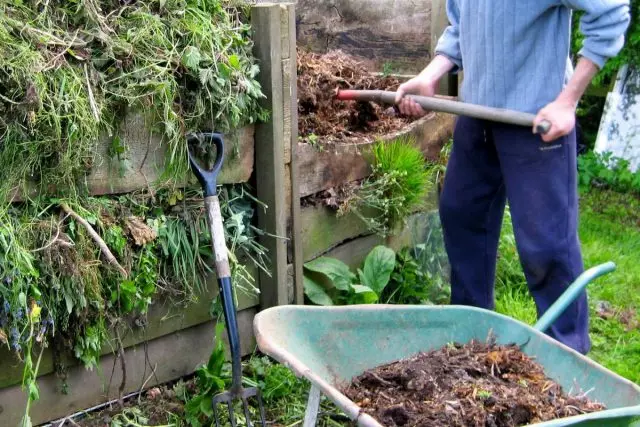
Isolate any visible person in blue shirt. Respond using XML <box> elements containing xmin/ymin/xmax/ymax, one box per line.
<box><xmin>395</xmin><ymin>0</ymin><xmax>631</xmax><ymax>354</ymax></box>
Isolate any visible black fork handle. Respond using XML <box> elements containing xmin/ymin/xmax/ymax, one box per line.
<box><xmin>188</xmin><ymin>132</ymin><xmax>224</xmax><ymax>197</ymax></box>
<box><xmin>188</xmin><ymin>133</ymin><xmax>243</xmax><ymax>392</ymax></box>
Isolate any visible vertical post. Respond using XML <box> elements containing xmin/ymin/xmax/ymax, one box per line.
<box><xmin>280</xmin><ymin>4</ymin><xmax>305</xmax><ymax>305</ymax></box>
<box><xmin>252</xmin><ymin>4</ymin><xmax>289</xmax><ymax>309</ymax></box>
<box><xmin>431</xmin><ymin>0</ymin><xmax>458</xmax><ymax>96</ymax></box>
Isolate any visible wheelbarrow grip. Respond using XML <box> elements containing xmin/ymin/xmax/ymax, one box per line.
<box><xmin>533</xmin><ymin>261</ymin><xmax>616</xmax><ymax>333</ymax></box>
<box><xmin>336</xmin><ymin>89</ymin><xmax>551</xmax><ymax>135</ymax></box>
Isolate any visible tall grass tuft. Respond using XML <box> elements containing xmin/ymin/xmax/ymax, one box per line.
<box><xmin>339</xmin><ymin>136</ymin><xmax>434</xmax><ymax>236</ymax></box>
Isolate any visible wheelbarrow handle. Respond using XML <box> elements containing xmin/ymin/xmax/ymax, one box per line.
<box><xmin>533</xmin><ymin>261</ymin><xmax>616</xmax><ymax>333</ymax></box>
<box><xmin>335</xmin><ymin>89</ymin><xmax>551</xmax><ymax>135</ymax></box>
<box><xmin>187</xmin><ymin>132</ymin><xmax>224</xmax><ymax>197</ymax></box>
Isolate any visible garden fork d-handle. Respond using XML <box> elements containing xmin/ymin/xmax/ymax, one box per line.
<box><xmin>187</xmin><ymin>132</ymin><xmax>224</xmax><ymax>197</ymax></box>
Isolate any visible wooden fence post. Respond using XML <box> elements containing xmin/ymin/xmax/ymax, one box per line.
<box><xmin>281</xmin><ymin>4</ymin><xmax>305</xmax><ymax>306</ymax></box>
<box><xmin>252</xmin><ymin>3</ymin><xmax>302</xmax><ymax>309</ymax></box>
<box><xmin>431</xmin><ymin>0</ymin><xmax>458</xmax><ymax>96</ymax></box>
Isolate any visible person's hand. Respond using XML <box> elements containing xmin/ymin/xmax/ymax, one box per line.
<box><xmin>394</xmin><ymin>76</ymin><xmax>438</xmax><ymax>117</ymax></box>
<box><xmin>533</xmin><ymin>99</ymin><xmax>576</xmax><ymax>143</ymax></box>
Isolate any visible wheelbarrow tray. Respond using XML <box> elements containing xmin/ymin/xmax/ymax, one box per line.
<box><xmin>254</xmin><ymin>304</ymin><xmax>640</xmax><ymax>426</ymax></box>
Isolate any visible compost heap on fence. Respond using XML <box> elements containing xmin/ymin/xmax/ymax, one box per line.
<box><xmin>0</xmin><ymin>1</ymin><xmax>268</xmax><ymax>425</ymax></box>
<box><xmin>297</xmin><ymin>49</ymin><xmax>417</xmax><ymax>144</ymax></box>
<box><xmin>341</xmin><ymin>338</ymin><xmax>606</xmax><ymax>427</ymax></box>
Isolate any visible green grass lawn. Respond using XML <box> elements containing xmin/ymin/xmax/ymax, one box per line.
<box><xmin>495</xmin><ymin>188</ymin><xmax>640</xmax><ymax>384</ymax></box>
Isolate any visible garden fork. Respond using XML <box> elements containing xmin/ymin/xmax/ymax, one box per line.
<box><xmin>187</xmin><ymin>132</ymin><xmax>267</xmax><ymax>427</ymax></box>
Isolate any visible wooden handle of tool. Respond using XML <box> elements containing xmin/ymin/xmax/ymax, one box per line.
<box><xmin>205</xmin><ymin>195</ymin><xmax>231</xmax><ymax>279</ymax></box>
<box><xmin>336</xmin><ymin>89</ymin><xmax>551</xmax><ymax>134</ymax></box>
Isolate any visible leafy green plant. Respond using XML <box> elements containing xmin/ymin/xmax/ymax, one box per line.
<box><xmin>572</xmin><ymin>3</ymin><xmax>640</xmax><ymax>88</ymax></box>
<box><xmin>183</xmin><ymin>323</ymin><xmax>229</xmax><ymax>427</ymax></box>
<box><xmin>303</xmin><ymin>245</ymin><xmax>396</xmax><ymax>305</ymax></box>
<box><xmin>339</xmin><ymin>137</ymin><xmax>434</xmax><ymax>236</ymax></box>
<box><xmin>0</xmin><ymin>0</ymin><xmax>267</xmax><ymax>202</ymax></box>
<box><xmin>382</xmin><ymin>246</ymin><xmax>450</xmax><ymax>305</ymax></box>
<box><xmin>578</xmin><ymin>151</ymin><xmax>640</xmax><ymax>195</ymax></box>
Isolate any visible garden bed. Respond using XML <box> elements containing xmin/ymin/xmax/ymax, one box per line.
<box><xmin>341</xmin><ymin>339</ymin><xmax>606</xmax><ymax>427</ymax></box>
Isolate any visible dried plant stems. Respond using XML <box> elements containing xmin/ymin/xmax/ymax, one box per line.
<box><xmin>60</xmin><ymin>202</ymin><xmax>128</xmax><ymax>278</ymax></box>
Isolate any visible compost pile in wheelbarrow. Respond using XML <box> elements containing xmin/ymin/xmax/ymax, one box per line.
<box><xmin>341</xmin><ymin>338</ymin><xmax>606</xmax><ymax>426</ymax></box>
<box><xmin>297</xmin><ymin>49</ymin><xmax>416</xmax><ymax>144</ymax></box>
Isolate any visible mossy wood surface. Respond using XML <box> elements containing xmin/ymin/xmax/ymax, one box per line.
<box><xmin>306</xmin><ymin>209</ymin><xmax>441</xmax><ymax>271</ymax></box>
<box><xmin>10</xmin><ymin>116</ymin><xmax>255</xmax><ymax>202</ymax></box>
<box><xmin>300</xmin><ymin>188</ymin><xmax>438</xmax><ymax>263</ymax></box>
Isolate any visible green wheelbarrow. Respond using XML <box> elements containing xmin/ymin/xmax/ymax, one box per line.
<box><xmin>253</xmin><ymin>262</ymin><xmax>640</xmax><ymax>426</ymax></box>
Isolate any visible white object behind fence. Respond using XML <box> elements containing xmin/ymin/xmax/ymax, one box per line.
<box><xmin>594</xmin><ymin>64</ymin><xmax>640</xmax><ymax>172</ymax></box>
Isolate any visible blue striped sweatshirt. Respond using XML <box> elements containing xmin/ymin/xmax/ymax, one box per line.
<box><xmin>434</xmin><ymin>0</ymin><xmax>631</xmax><ymax>114</ymax></box>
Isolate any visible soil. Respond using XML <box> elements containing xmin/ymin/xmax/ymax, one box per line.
<box><xmin>341</xmin><ymin>338</ymin><xmax>606</xmax><ymax>427</ymax></box>
<box><xmin>297</xmin><ymin>49</ymin><xmax>416</xmax><ymax>144</ymax></box>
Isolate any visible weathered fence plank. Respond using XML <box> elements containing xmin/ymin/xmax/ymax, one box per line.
<box><xmin>281</xmin><ymin>3</ymin><xmax>305</xmax><ymax>305</ymax></box>
<box><xmin>298</xmin><ymin>112</ymin><xmax>455</xmax><ymax>198</ymax></box>
<box><xmin>295</xmin><ymin>0</ymin><xmax>432</xmax><ymax>74</ymax></box>
<box><xmin>0</xmin><ymin>308</ymin><xmax>258</xmax><ymax>427</ymax></box>
<box><xmin>10</xmin><ymin>118</ymin><xmax>255</xmax><ymax>202</ymax></box>
<box><xmin>0</xmin><ymin>267</ymin><xmax>259</xmax><ymax>389</ymax></box>
<box><xmin>315</xmin><ymin>210</ymin><xmax>442</xmax><ymax>271</ymax></box>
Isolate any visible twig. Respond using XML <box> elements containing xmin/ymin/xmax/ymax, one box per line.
<box><xmin>31</xmin><ymin>213</ymin><xmax>71</xmax><ymax>253</ymax></box>
<box><xmin>84</xmin><ymin>64</ymin><xmax>100</xmax><ymax>121</ymax></box>
<box><xmin>60</xmin><ymin>202</ymin><xmax>128</xmax><ymax>277</ymax></box>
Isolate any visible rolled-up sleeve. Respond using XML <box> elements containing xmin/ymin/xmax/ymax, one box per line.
<box><xmin>434</xmin><ymin>0</ymin><xmax>463</xmax><ymax>71</ymax></box>
<box><xmin>561</xmin><ymin>0</ymin><xmax>631</xmax><ymax>69</ymax></box>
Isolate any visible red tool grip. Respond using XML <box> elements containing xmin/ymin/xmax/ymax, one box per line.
<box><xmin>335</xmin><ymin>89</ymin><xmax>361</xmax><ymax>101</ymax></box>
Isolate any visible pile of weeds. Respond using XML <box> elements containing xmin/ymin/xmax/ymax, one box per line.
<box><xmin>0</xmin><ymin>1</ymin><xmax>269</xmax><ymax>424</ymax></box>
<box><xmin>0</xmin><ymin>185</ymin><xmax>270</xmax><ymax>426</ymax></box>
<box><xmin>0</xmin><ymin>0</ymin><xmax>266</xmax><ymax>201</ymax></box>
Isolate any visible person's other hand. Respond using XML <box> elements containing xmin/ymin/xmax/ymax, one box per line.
<box><xmin>534</xmin><ymin>100</ymin><xmax>576</xmax><ymax>143</ymax></box>
<box><xmin>395</xmin><ymin>76</ymin><xmax>438</xmax><ymax>117</ymax></box>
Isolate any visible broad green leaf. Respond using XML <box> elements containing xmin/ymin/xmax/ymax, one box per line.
<box><xmin>360</xmin><ymin>246</ymin><xmax>395</xmax><ymax>295</ymax></box>
<box><xmin>18</xmin><ymin>292</ymin><xmax>27</xmax><ymax>307</ymax></box>
<box><xmin>181</xmin><ymin>46</ymin><xmax>202</xmax><ymax>71</ymax></box>
<box><xmin>28</xmin><ymin>382</ymin><xmax>39</xmax><ymax>401</ymax></box>
<box><xmin>350</xmin><ymin>285</ymin><xmax>379</xmax><ymax>304</ymax></box>
<box><xmin>304</xmin><ymin>257</ymin><xmax>354</xmax><ymax>291</ymax></box>
<box><xmin>199</xmin><ymin>395</ymin><xmax>213</xmax><ymax>417</ymax></box>
<box><xmin>228</xmin><ymin>54</ymin><xmax>241</xmax><ymax>70</ymax></box>
<box><xmin>303</xmin><ymin>276</ymin><xmax>334</xmax><ymax>306</ymax></box>
<box><xmin>120</xmin><ymin>280</ymin><xmax>136</xmax><ymax>294</ymax></box>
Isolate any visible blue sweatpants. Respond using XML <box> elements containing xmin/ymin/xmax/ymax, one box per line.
<box><xmin>439</xmin><ymin>116</ymin><xmax>590</xmax><ymax>354</ymax></box>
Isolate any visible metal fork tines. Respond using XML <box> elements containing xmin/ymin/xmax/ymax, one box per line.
<box><xmin>212</xmin><ymin>386</ymin><xmax>267</xmax><ymax>427</ymax></box>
